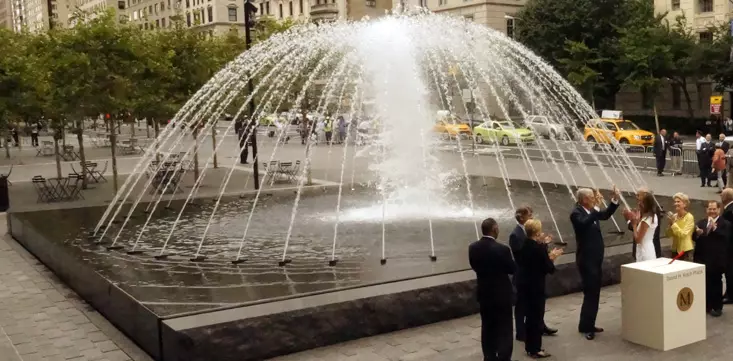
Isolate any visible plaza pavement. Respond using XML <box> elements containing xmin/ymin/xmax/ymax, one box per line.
<box><xmin>0</xmin><ymin>132</ymin><xmax>726</xmax><ymax>361</ymax></box>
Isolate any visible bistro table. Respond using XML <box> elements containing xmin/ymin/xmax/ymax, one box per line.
<box><xmin>45</xmin><ymin>177</ymin><xmax>70</xmax><ymax>201</ymax></box>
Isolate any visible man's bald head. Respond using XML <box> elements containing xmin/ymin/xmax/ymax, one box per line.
<box><xmin>722</xmin><ymin>188</ymin><xmax>733</xmax><ymax>205</ymax></box>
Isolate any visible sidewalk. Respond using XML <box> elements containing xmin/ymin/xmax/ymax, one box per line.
<box><xmin>269</xmin><ymin>284</ymin><xmax>733</xmax><ymax>361</ymax></box>
<box><xmin>0</xmin><ymin>215</ymin><xmax>150</xmax><ymax>361</ymax></box>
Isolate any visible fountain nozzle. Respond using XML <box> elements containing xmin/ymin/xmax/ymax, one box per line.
<box><xmin>106</xmin><ymin>245</ymin><xmax>124</xmax><ymax>251</ymax></box>
<box><xmin>154</xmin><ymin>254</ymin><xmax>169</xmax><ymax>260</ymax></box>
<box><xmin>231</xmin><ymin>259</ymin><xmax>247</xmax><ymax>265</ymax></box>
<box><xmin>380</xmin><ymin>258</ymin><xmax>387</xmax><ymax>265</ymax></box>
<box><xmin>190</xmin><ymin>256</ymin><xmax>207</xmax><ymax>262</ymax></box>
<box><xmin>429</xmin><ymin>255</ymin><xmax>437</xmax><ymax>262</ymax></box>
<box><xmin>328</xmin><ymin>259</ymin><xmax>338</xmax><ymax>267</ymax></box>
<box><xmin>278</xmin><ymin>259</ymin><xmax>292</xmax><ymax>267</ymax></box>
<box><xmin>126</xmin><ymin>250</ymin><xmax>144</xmax><ymax>255</ymax></box>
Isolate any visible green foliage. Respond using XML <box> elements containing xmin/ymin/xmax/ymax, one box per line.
<box><xmin>557</xmin><ymin>41</ymin><xmax>604</xmax><ymax>102</ymax></box>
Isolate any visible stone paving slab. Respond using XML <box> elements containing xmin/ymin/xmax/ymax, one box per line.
<box><xmin>269</xmin><ymin>284</ymin><xmax>733</xmax><ymax>361</ymax></box>
<box><xmin>0</xmin><ymin>214</ymin><xmax>150</xmax><ymax>361</ymax></box>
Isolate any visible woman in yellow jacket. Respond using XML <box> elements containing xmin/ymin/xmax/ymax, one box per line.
<box><xmin>666</xmin><ymin>192</ymin><xmax>695</xmax><ymax>260</ymax></box>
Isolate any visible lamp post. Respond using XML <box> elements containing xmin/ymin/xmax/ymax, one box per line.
<box><xmin>244</xmin><ymin>0</ymin><xmax>260</xmax><ymax>190</ymax></box>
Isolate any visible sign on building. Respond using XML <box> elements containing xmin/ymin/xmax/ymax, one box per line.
<box><xmin>710</xmin><ymin>96</ymin><xmax>723</xmax><ymax>115</ymax></box>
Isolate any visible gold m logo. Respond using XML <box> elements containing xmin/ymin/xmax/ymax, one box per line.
<box><xmin>677</xmin><ymin>287</ymin><xmax>694</xmax><ymax>311</ymax></box>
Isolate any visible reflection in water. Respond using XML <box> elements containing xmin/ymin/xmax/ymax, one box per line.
<box><xmin>13</xmin><ymin>180</ymin><xmax>688</xmax><ymax>317</ymax></box>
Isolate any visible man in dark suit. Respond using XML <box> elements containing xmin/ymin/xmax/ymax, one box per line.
<box><xmin>625</xmin><ymin>188</ymin><xmax>662</xmax><ymax>259</ymax></box>
<box><xmin>720</xmin><ymin>189</ymin><xmax>733</xmax><ymax>304</ymax></box>
<box><xmin>238</xmin><ymin>118</ymin><xmax>252</xmax><ymax>164</ymax></box>
<box><xmin>693</xmin><ymin>200</ymin><xmax>730</xmax><ymax>316</ymax></box>
<box><xmin>469</xmin><ymin>218</ymin><xmax>516</xmax><ymax>361</ymax></box>
<box><xmin>509</xmin><ymin>206</ymin><xmax>558</xmax><ymax>342</ymax></box>
<box><xmin>653</xmin><ymin>129</ymin><xmax>668</xmax><ymax>176</ymax></box>
<box><xmin>570</xmin><ymin>186</ymin><xmax>620</xmax><ymax>340</ymax></box>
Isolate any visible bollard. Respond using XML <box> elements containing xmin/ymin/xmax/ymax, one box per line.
<box><xmin>0</xmin><ymin>176</ymin><xmax>9</xmax><ymax>212</ymax></box>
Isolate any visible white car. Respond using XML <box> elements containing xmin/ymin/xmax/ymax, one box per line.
<box><xmin>524</xmin><ymin>115</ymin><xmax>575</xmax><ymax>140</ymax></box>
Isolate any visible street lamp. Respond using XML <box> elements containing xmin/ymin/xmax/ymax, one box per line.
<box><xmin>242</xmin><ymin>0</ymin><xmax>260</xmax><ymax>190</ymax></box>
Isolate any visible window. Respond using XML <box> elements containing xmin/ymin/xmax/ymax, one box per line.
<box><xmin>144</xmin><ymin>22</ymin><xmax>149</xmax><ymax>29</ymax></box>
<box><xmin>464</xmin><ymin>15</ymin><xmax>474</xmax><ymax>21</ymax></box>
<box><xmin>699</xmin><ymin>31</ymin><xmax>713</xmax><ymax>42</ymax></box>
<box><xmin>186</xmin><ymin>12</ymin><xmax>191</xmax><ymax>26</ymax></box>
<box><xmin>260</xmin><ymin>3</ymin><xmax>264</xmax><ymax>14</ymax></box>
<box><xmin>698</xmin><ymin>0</ymin><xmax>713</xmax><ymax>13</ymax></box>
<box><xmin>671</xmin><ymin>0</ymin><xmax>680</xmax><ymax>10</ymax></box>
<box><xmin>279</xmin><ymin>3</ymin><xmax>282</xmax><ymax>17</ymax></box>
<box><xmin>186</xmin><ymin>0</ymin><xmax>189</xmax><ymax>7</ymax></box>
<box><xmin>266</xmin><ymin>2</ymin><xmax>270</xmax><ymax>14</ymax></box>
<box><xmin>672</xmin><ymin>84</ymin><xmax>681</xmax><ymax>110</ymax></box>
<box><xmin>289</xmin><ymin>1</ymin><xmax>293</xmax><ymax>15</ymax></box>
<box><xmin>133</xmin><ymin>10</ymin><xmax>138</xmax><ymax>19</ymax></box>
<box><xmin>156</xmin><ymin>19</ymin><xmax>160</xmax><ymax>27</ymax></box>
<box><xmin>366</xmin><ymin>0</ymin><xmax>375</xmax><ymax>6</ymax></box>
<box><xmin>154</xmin><ymin>3</ymin><xmax>158</xmax><ymax>13</ymax></box>
<box><xmin>161</xmin><ymin>1</ymin><xmax>165</xmax><ymax>10</ymax></box>
<box><xmin>207</xmin><ymin>6</ymin><xmax>213</xmax><ymax>22</ymax></box>
<box><xmin>161</xmin><ymin>17</ymin><xmax>166</xmax><ymax>27</ymax></box>
<box><xmin>228</xmin><ymin>7</ymin><xmax>237</xmax><ymax>21</ymax></box>
<box><xmin>118</xmin><ymin>0</ymin><xmax>125</xmax><ymax>9</ymax></box>
<box><xmin>299</xmin><ymin>0</ymin><xmax>303</xmax><ymax>13</ymax></box>
<box><xmin>438</xmin><ymin>0</ymin><xmax>446</xmax><ymax>5</ymax></box>
<box><xmin>506</xmin><ymin>18</ymin><xmax>515</xmax><ymax>39</ymax></box>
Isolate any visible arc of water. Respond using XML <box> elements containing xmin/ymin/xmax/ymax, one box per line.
<box><xmin>193</xmin><ymin>46</ymin><xmax>337</xmax><ymax>260</ymax></box>
<box><xmin>330</xmin><ymin>81</ymin><xmax>363</xmax><ymax>263</ymax></box>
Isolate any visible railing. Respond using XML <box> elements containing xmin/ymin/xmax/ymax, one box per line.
<box><xmin>438</xmin><ymin>139</ymin><xmax>707</xmax><ymax>177</ymax></box>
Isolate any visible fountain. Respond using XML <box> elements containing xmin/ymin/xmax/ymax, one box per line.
<box><xmin>6</xmin><ymin>9</ymin><xmax>685</xmax><ymax>361</ymax></box>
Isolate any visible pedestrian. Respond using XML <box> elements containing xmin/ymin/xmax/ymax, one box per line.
<box><xmin>570</xmin><ymin>186</ymin><xmax>620</xmax><ymax>340</ymax></box>
<box><xmin>714</xmin><ymin>144</ymin><xmax>727</xmax><ymax>192</ymax></box>
<box><xmin>653</xmin><ymin>129</ymin><xmax>667</xmax><ymax>176</ymax></box>
<box><xmin>324</xmin><ymin>117</ymin><xmax>333</xmax><ymax>144</ymax></box>
<box><xmin>668</xmin><ymin>132</ymin><xmax>683</xmax><ymax>175</ymax></box>
<box><xmin>666</xmin><ymin>193</ymin><xmax>695</xmax><ymax>261</ymax></box>
<box><xmin>10</xmin><ymin>125</ymin><xmax>19</xmax><ymax>147</ymax></box>
<box><xmin>699</xmin><ymin>134</ymin><xmax>714</xmax><ymax>187</ymax></box>
<box><xmin>469</xmin><ymin>218</ymin><xmax>515</xmax><ymax>361</ymax></box>
<box><xmin>692</xmin><ymin>200</ymin><xmax>730</xmax><ymax>316</ymax></box>
<box><xmin>726</xmin><ymin>117</ymin><xmax>733</xmax><ymax>136</ymax></box>
<box><xmin>518</xmin><ymin>219</ymin><xmax>563</xmax><ymax>358</ymax></box>
<box><xmin>337</xmin><ymin>116</ymin><xmax>347</xmax><ymax>144</ymax></box>
<box><xmin>30</xmin><ymin>121</ymin><xmax>39</xmax><ymax>147</ymax></box>
<box><xmin>238</xmin><ymin>119</ymin><xmax>251</xmax><ymax>164</ymax></box>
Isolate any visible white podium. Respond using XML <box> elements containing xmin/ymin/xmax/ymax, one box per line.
<box><xmin>621</xmin><ymin>258</ymin><xmax>706</xmax><ymax>351</ymax></box>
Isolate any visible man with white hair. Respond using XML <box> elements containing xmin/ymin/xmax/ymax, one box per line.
<box><xmin>570</xmin><ymin>186</ymin><xmax>620</xmax><ymax>341</ymax></box>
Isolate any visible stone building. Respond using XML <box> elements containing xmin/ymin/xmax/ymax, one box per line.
<box><xmin>425</xmin><ymin>0</ymin><xmax>524</xmax><ymax>36</ymax></box>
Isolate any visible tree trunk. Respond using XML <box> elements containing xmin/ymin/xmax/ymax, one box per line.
<box><xmin>131</xmin><ymin>121</ymin><xmax>136</xmax><ymax>137</ymax></box>
<box><xmin>3</xmin><ymin>129</ymin><xmax>9</xmax><ymax>159</ymax></box>
<box><xmin>681</xmin><ymin>79</ymin><xmax>694</xmax><ymax>120</ymax></box>
<box><xmin>653</xmin><ymin>100</ymin><xmax>660</xmax><ymax>135</ymax></box>
<box><xmin>53</xmin><ymin>135</ymin><xmax>61</xmax><ymax>179</ymax></box>
<box><xmin>192</xmin><ymin>127</ymin><xmax>200</xmax><ymax>181</ymax></box>
<box><xmin>154</xmin><ymin>119</ymin><xmax>160</xmax><ymax>163</ymax></box>
<box><xmin>76</xmin><ymin>120</ymin><xmax>88</xmax><ymax>189</ymax></box>
<box><xmin>117</xmin><ymin>120</ymin><xmax>122</xmax><ymax>134</ymax></box>
<box><xmin>211</xmin><ymin>124</ymin><xmax>218</xmax><ymax>168</ymax></box>
<box><xmin>110</xmin><ymin>119</ymin><xmax>119</xmax><ymax>192</ymax></box>
<box><xmin>146</xmin><ymin>119</ymin><xmax>150</xmax><ymax>138</ymax></box>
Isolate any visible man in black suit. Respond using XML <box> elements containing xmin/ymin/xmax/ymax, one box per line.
<box><xmin>653</xmin><ymin>129</ymin><xmax>668</xmax><ymax>176</ymax></box>
<box><xmin>469</xmin><ymin>218</ymin><xmax>516</xmax><ymax>361</ymax></box>
<box><xmin>720</xmin><ymin>189</ymin><xmax>733</xmax><ymax>304</ymax></box>
<box><xmin>625</xmin><ymin>188</ymin><xmax>662</xmax><ymax>259</ymax></box>
<box><xmin>238</xmin><ymin>118</ymin><xmax>252</xmax><ymax>164</ymax></box>
<box><xmin>693</xmin><ymin>200</ymin><xmax>730</xmax><ymax>316</ymax></box>
<box><xmin>570</xmin><ymin>186</ymin><xmax>620</xmax><ymax>340</ymax></box>
<box><xmin>509</xmin><ymin>206</ymin><xmax>558</xmax><ymax>342</ymax></box>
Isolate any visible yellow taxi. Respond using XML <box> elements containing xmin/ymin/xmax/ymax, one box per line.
<box><xmin>583</xmin><ymin>111</ymin><xmax>654</xmax><ymax>146</ymax></box>
<box><xmin>433</xmin><ymin>111</ymin><xmax>472</xmax><ymax>140</ymax></box>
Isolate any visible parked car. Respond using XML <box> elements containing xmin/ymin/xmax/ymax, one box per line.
<box><xmin>583</xmin><ymin>118</ymin><xmax>654</xmax><ymax>146</ymax></box>
<box><xmin>524</xmin><ymin>115</ymin><xmax>576</xmax><ymax>140</ymax></box>
<box><xmin>473</xmin><ymin>120</ymin><xmax>535</xmax><ymax>146</ymax></box>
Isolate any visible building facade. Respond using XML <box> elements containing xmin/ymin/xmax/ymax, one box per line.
<box><xmin>0</xmin><ymin>0</ymin><xmax>12</xmax><ymax>29</ymax></box>
<box><xmin>617</xmin><ymin>0</ymin><xmax>733</xmax><ymax>120</ymax></box>
<box><xmin>425</xmin><ymin>0</ymin><xmax>524</xmax><ymax>35</ymax></box>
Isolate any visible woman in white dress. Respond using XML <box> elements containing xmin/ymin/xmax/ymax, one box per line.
<box><xmin>630</xmin><ymin>192</ymin><xmax>658</xmax><ymax>262</ymax></box>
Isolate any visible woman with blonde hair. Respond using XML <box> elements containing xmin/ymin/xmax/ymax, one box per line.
<box><xmin>666</xmin><ymin>192</ymin><xmax>695</xmax><ymax>260</ymax></box>
<box><xmin>516</xmin><ymin>219</ymin><xmax>563</xmax><ymax>358</ymax></box>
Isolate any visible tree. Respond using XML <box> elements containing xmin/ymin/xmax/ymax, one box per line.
<box><xmin>661</xmin><ymin>16</ymin><xmax>708</xmax><ymax>120</ymax></box>
<box><xmin>618</xmin><ymin>21</ymin><xmax>673</xmax><ymax>133</ymax></box>
<box><xmin>558</xmin><ymin>41</ymin><xmax>604</xmax><ymax>109</ymax></box>
<box><xmin>517</xmin><ymin>0</ymin><xmax>656</xmax><ymax>108</ymax></box>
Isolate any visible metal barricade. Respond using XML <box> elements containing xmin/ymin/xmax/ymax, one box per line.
<box><xmin>667</xmin><ymin>146</ymin><xmax>684</xmax><ymax>175</ymax></box>
<box><xmin>681</xmin><ymin>148</ymin><xmax>700</xmax><ymax>177</ymax></box>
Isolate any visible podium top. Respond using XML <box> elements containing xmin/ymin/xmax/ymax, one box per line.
<box><xmin>622</xmin><ymin>258</ymin><xmax>704</xmax><ymax>274</ymax></box>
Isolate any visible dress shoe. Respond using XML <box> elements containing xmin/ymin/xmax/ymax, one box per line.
<box><xmin>723</xmin><ymin>298</ymin><xmax>733</xmax><ymax>304</ymax></box>
<box><xmin>543</xmin><ymin>326</ymin><xmax>558</xmax><ymax>336</ymax></box>
<box><xmin>527</xmin><ymin>350</ymin><xmax>551</xmax><ymax>358</ymax></box>
<box><xmin>584</xmin><ymin>332</ymin><xmax>595</xmax><ymax>340</ymax></box>
<box><xmin>710</xmin><ymin>309</ymin><xmax>723</xmax><ymax>317</ymax></box>
<box><xmin>593</xmin><ymin>327</ymin><xmax>604</xmax><ymax>333</ymax></box>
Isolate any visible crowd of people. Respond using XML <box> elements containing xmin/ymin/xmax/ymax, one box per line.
<box><xmin>469</xmin><ymin>185</ymin><xmax>733</xmax><ymax>360</ymax></box>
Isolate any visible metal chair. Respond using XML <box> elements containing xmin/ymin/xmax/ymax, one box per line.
<box><xmin>32</xmin><ymin>176</ymin><xmax>52</xmax><ymax>203</ymax></box>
